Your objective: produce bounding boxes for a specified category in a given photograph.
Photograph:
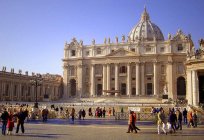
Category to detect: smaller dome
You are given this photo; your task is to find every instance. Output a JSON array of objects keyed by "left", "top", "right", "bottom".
[{"left": 129, "top": 7, "right": 164, "bottom": 42}]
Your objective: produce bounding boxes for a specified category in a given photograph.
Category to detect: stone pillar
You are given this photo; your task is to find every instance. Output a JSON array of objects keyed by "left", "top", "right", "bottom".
[
  {"left": 90, "top": 64, "right": 95, "bottom": 97},
  {"left": 107, "top": 64, "right": 110, "bottom": 90},
  {"left": 186, "top": 70, "right": 193, "bottom": 105},
  {"left": 63, "top": 65, "right": 69, "bottom": 99},
  {"left": 154, "top": 62, "right": 158, "bottom": 96},
  {"left": 141, "top": 63, "right": 145, "bottom": 95},
  {"left": 136, "top": 63, "right": 140, "bottom": 96},
  {"left": 167, "top": 62, "right": 174, "bottom": 99},
  {"left": 192, "top": 70, "right": 199, "bottom": 106},
  {"left": 115, "top": 63, "right": 119, "bottom": 91},
  {"left": 127, "top": 63, "right": 131, "bottom": 96},
  {"left": 77, "top": 64, "right": 83, "bottom": 98},
  {"left": 102, "top": 64, "right": 107, "bottom": 95}
]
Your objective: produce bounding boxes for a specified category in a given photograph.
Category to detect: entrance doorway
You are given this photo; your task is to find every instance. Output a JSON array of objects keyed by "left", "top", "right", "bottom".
[
  {"left": 132, "top": 88, "right": 136, "bottom": 96},
  {"left": 97, "top": 84, "right": 102, "bottom": 96},
  {"left": 199, "top": 76, "right": 204, "bottom": 103},
  {"left": 177, "top": 77, "right": 186, "bottom": 98},
  {"left": 121, "top": 83, "right": 126, "bottom": 95},
  {"left": 70, "top": 79, "right": 76, "bottom": 96},
  {"left": 147, "top": 83, "right": 153, "bottom": 95}
]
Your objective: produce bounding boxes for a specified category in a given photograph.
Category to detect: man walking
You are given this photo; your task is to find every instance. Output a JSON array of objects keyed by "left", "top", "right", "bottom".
[
  {"left": 0, "top": 108, "right": 9, "bottom": 135},
  {"left": 157, "top": 108, "right": 167, "bottom": 135}
]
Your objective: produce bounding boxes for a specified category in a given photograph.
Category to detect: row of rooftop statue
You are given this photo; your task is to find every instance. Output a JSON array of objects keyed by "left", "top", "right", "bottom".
[
  {"left": 187, "top": 39, "right": 204, "bottom": 59},
  {"left": 70, "top": 29, "right": 192, "bottom": 46}
]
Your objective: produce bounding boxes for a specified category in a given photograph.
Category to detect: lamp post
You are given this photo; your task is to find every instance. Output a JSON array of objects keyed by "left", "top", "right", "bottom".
[{"left": 30, "top": 74, "right": 43, "bottom": 108}]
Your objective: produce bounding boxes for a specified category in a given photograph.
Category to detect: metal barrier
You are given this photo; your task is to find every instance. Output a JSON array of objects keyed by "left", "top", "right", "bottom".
[{"left": 115, "top": 112, "right": 155, "bottom": 121}]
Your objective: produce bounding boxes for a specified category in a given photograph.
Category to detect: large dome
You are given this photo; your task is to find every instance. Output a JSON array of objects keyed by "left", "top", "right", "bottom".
[{"left": 129, "top": 7, "right": 164, "bottom": 42}]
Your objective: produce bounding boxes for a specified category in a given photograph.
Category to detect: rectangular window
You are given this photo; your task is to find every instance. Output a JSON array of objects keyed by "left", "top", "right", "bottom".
[
  {"left": 161, "top": 65, "right": 166, "bottom": 74},
  {"left": 71, "top": 50, "right": 76, "bottom": 56},
  {"left": 70, "top": 66, "right": 75, "bottom": 76},
  {"left": 86, "top": 51, "right": 90, "bottom": 56},
  {"left": 160, "top": 47, "right": 165, "bottom": 52},
  {"left": 178, "top": 44, "right": 183, "bottom": 51},
  {"left": 178, "top": 64, "right": 184, "bottom": 74},
  {"left": 5, "top": 84, "right": 9, "bottom": 96},
  {"left": 146, "top": 48, "right": 151, "bottom": 52},
  {"left": 97, "top": 48, "right": 102, "bottom": 54},
  {"left": 131, "top": 48, "right": 135, "bottom": 52},
  {"left": 111, "top": 50, "right": 114, "bottom": 52}
]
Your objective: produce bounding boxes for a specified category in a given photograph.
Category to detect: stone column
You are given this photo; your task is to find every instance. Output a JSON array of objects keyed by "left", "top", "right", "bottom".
[
  {"left": 77, "top": 64, "right": 83, "bottom": 98},
  {"left": 141, "top": 63, "right": 145, "bottom": 95},
  {"left": 102, "top": 64, "right": 107, "bottom": 95},
  {"left": 192, "top": 70, "right": 199, "bottom": 106},
  {"left": 107, "top": 64, "right": 110, "bottom": 91},
  {"left": 186, "top": 70, "right": 193, "bottom": 105},
  {"left": 115, "top": 63, "right": 119, "bottom": 91},
  {"left": 90, "top": 64, "right": 95, "bottom": 97},
  {"left": 154, "top": 62, "right": 158, "bottom": 96},
  {"left": 127, "top": 63, "right": 131, "bottom": 96},
  {"left": 136, "top": 63, "right": 140, "bottom": 96},
  {"left": 167, "top": 61, "right": 174, "bottom": 99},
  {"left": 63, "top": 65, "right": 69, "bottom": 99}
]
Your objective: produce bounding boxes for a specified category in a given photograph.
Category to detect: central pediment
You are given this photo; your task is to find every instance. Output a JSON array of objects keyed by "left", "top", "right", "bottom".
[{"left": 106, "top": 48, "right": 137, "bottom": 57}]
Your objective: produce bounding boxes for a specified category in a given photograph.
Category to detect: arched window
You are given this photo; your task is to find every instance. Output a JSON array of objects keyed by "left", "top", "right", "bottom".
[{"left": 177, "top": 76, "right": 186, "bottom": 96}]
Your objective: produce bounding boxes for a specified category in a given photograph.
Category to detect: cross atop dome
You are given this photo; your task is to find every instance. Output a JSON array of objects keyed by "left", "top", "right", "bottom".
[{"left": 141, "top": 6, "right": 150, "bottom": 21}]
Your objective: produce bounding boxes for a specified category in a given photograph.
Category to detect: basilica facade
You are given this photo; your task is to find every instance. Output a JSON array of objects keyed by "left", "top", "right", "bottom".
[{"left": 62, "top": 8, "right": 194, "bottom": 102}]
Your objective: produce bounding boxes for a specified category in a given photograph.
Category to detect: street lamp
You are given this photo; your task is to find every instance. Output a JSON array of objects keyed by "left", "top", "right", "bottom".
[{"left": 30, "top": 74, "right": 43, "bottom": 108}]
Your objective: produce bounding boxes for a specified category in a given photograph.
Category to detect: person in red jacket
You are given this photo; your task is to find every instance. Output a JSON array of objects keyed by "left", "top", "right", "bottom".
[{"left": 7, "top": 110, "right": 14, "bottom": 135}]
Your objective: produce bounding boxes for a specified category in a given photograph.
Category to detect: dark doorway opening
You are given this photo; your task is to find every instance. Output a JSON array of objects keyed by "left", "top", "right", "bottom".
[
  {"left": 97, "top": 84, "right": 102, "bottom": 96},
  {"left": 121, "top": 83, "right": 126, "bottom": 95},
  {"left": 147, "top": 83, "right": 153, "bottom": 95},
  {"left": 70, "top": 79, "right": 76, "bottom": 96},
  {"left": 177, "top": 77, "right": 186, "bottom": 98},
  {"left": 199, "top": 76, "right": 204, "bottom": 103}
]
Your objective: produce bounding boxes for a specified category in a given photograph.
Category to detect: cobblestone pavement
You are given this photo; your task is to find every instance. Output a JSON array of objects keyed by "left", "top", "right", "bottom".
[{"left": 0, "top": 119, "right": 204, "bottom": 140}]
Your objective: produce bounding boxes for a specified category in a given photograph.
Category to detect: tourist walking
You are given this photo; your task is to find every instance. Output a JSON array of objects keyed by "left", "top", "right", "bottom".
[
  {"left": 78, "top": 109, "right": 82, "bottom": 120},
  {"left": 157, "top": 108, "right": 167, "bottom": 135},
  {"left": 42, "top": 107, "right": 49, "bottom": 122},
  {"left": 15, "top": 108, "right": 26, "bottom": 134},
  {"left": 187, "top": 110, "right": 194, "bottom": 127},
  {"left": 176, "top": 109, "right": 182, "bottom": 130},
  {"left": 193, "top": 111, "right": 198, "bottom": 128},
  {"left": 132, "top": 112, "right": 140, "bottom": 132},
  {"left": 183, "top": 108, "right": 188, "bottom": 124},
  {"left": 7, "top": 110, "right": 14, "bottom": 135},
  {"left": 0, "top": 108, "right": 9, "bottom": 135},
  {"left": 126, "top": 111, "right": 135, "bottom": 133},
  {"left": 102, "top": 107, "right": 106, "bottom": 118},
  {"left": 169, "top": 110, "right": 177, "bottom": 133},
  {"left": 82, "top": 109, "right": 86, "bottom": 120},
  {"left": 71, "top": 108, "right": 75, "bottom": 123},
  {"left": 112, "top": 107, "right": 115, "bottom": 116}
]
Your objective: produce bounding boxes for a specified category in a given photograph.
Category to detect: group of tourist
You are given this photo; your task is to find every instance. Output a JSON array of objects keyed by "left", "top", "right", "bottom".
[
  {"left": 155, "top": 107, "right": 198, "bottom": 135},
  {"left": 0, "top": 107, "right": 28, "bottom": 135}
]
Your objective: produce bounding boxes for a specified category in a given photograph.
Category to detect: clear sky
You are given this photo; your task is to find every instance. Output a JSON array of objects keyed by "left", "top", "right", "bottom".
[{"left": 0, "top": 0, "right": 204, "bottom": 76}]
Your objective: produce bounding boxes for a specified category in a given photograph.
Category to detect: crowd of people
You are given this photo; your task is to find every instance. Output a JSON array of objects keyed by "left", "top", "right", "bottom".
[
  {"left": 154, "top": 107, "right": 198, "bottom": 135},
  {"left": 0, "top": 107, "right": 28, "bottom": 135},
  {"left": 0, "top": 103, "right": 201, "bottom": 136}
]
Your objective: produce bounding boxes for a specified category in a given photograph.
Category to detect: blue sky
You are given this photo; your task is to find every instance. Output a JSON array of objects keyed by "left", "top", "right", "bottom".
[{"left": 0, "top": 0, "right": 204, "bottom": 75}]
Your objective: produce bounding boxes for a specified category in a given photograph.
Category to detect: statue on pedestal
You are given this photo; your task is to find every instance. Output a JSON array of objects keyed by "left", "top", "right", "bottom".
[
  {"left": 104, "top": 38, "right": 107, "bottom": 44},
  {"left": 122, "top": 35, "right": 125, "bottom": 42},
  {"left": 115, "top": 36, "right": 118, "bottom": 44},
  {"left": 163, "top": 85, "right": 168, "bottom": 95},
  {"left": 108, "top": 37, "right": 111, "bottom": 44},
  {"left": 92, "top": 39, "right": 95, "bottom": 45}
]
